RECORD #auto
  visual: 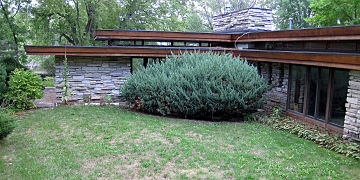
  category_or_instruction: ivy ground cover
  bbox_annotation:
[0,106,359,179]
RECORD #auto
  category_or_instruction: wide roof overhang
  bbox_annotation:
[94,25,360,42]
[24,45,360,70]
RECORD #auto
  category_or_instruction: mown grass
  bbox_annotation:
[0,106,359,179]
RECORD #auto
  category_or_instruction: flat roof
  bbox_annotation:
[94,29,232,42]
[94,25,360,42]
[232,25,360,42]
[24,45,360,70]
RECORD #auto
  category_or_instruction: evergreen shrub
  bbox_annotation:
[0,113,15,140]
[5,68,44,109]
[122,52,269,118]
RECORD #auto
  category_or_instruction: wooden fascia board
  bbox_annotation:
[94,30,232,42]
[94,26,360,43]
[24,46,235,57]
[24,45,360,70]
[231,25,360,42]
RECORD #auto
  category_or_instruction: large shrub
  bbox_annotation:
[0,113,15,140]
[0,55,25,104]
[122,52,269,118]
[4,68,44,109]
[0,64,7,101]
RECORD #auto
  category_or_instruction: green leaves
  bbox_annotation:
[0,113,15,140]
[261,108,360,160]
[4,68,44,109]
[122,52,269,119]
[306,0,360,26]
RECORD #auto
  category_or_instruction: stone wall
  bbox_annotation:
[250,61,289,111]
[213,8,275,32]
[55,56,131,104]
[344,70,360,140]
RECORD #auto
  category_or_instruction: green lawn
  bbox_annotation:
[1,106,359,179]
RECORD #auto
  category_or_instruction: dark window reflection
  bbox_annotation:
[318,68,329,120]
[289,65,306,113]
[331,69,349,126]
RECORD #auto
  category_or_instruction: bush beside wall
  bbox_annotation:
[122,52,269,119]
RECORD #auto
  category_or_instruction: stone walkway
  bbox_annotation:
[34,87,57,108]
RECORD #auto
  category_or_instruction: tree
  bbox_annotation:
[306,0,360,26]
[29,0,191,46]
[261,0,313,29]
[0,0,30,56]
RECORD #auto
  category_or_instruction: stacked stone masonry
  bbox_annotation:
[55,56,131,104]
[213,8,275,32]
[344,70,360,140]
[251,62,289,111]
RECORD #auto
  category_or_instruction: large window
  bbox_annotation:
[287,65,349,127]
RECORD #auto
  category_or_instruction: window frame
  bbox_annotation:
[286,64,347,129]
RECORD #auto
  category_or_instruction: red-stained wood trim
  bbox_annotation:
[233,50,360,67]
[24,46,360,70]
[95,30,232,42]
[234,35,360,42]
[94,26,360,43]
[232,25,360,42]
[286,111,343,134]
[24,46,235,58]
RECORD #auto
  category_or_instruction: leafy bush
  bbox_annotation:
[122,52,269,118]
[0,113,15,140]
[255,108,360,160]
[0,64,7,101]
[0,55,25,104]
[4,68,44,109]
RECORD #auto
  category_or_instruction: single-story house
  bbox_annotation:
[25,8,360,141]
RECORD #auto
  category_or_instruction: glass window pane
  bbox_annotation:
[173,42,185,46]
[289,65,306,113]
[201,42,209,47]
[317,68,329,120]
[186,42,199,46]
[135,41,143,45]
[308,67,318,117]
[330,69,349,126]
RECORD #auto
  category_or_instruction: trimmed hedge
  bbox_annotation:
[122,52,269,118]
[0,113,15,140]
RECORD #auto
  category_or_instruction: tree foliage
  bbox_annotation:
[4,68,44,109]
[122,52,269,119]
[260,0,312,29]
[306,0,360,26]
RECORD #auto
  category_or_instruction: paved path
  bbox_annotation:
[34,87,56,108]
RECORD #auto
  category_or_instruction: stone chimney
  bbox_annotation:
[212,8,275,33]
